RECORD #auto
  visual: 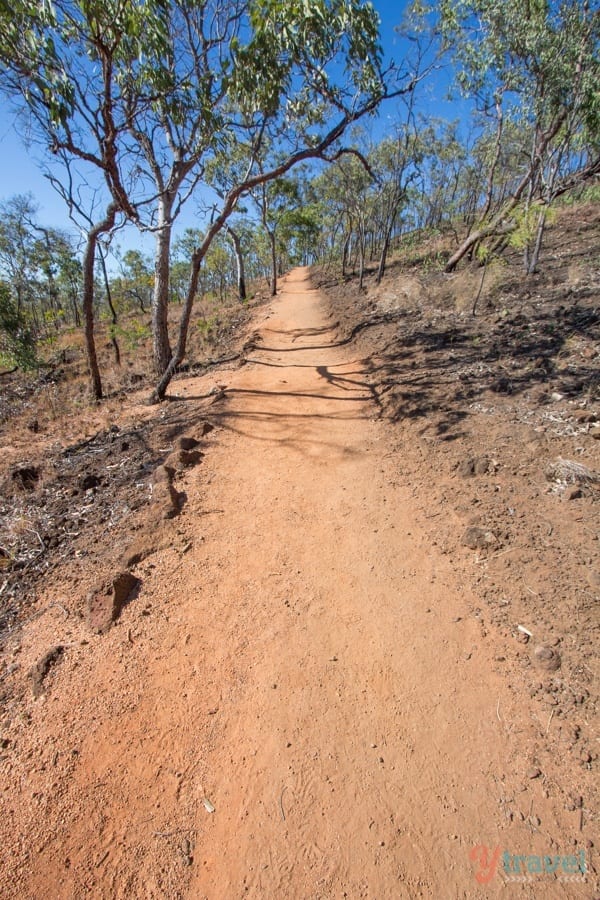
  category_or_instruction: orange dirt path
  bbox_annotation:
[9,269,568,898]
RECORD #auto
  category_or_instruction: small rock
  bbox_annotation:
[566,487,583,500]
[87,573,141,634]
[491,376,512,394]
[533,644,561,672]
[559,725,580,743]
[458,457,491,477]
[462,526,497,550]
[541,692,558,705]
[590,426,600,440]
[527,767,542,779]
[457,459,475,477]
[573,409,598,424]
[473,457,491,475]
[80,473,101,491]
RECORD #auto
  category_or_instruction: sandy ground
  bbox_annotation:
[1,269,596,898]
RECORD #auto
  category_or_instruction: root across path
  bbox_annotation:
[2,268,594,899]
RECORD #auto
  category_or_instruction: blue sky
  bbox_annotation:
[0,1,453,254]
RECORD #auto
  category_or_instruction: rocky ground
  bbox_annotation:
[314,203,600,865]
[0,204,598,898]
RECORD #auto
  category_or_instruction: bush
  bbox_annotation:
[0,282,37,370]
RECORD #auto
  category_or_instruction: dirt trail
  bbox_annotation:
[5,269,589,898]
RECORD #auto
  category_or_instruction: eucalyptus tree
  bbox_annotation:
[117,250,154,314]
[149,0,420,401]
[224,225,248,301]
[424,0,600,273]
[0,2,142,396]
[0,193,80,334]
[0,282,37,372]
[0,0,416,401]
[370,113,427,284]
[0,195,40,319]
[251,177,304,296]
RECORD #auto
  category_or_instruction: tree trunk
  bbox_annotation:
[226,226,246,301]
[151,248,204,403]
[82,203,118,400]
[152,199,173,375]
[375,232,391,285]
[341,231,351,277]
[445,111,568,273]
[269,230,277,296]
[358,230,366,290]
[70,290,81,327]
[472,260,488,316]
[99,247,121,366]
[480,94,504,224]
[445,218,516,273]
[526,209,548,276]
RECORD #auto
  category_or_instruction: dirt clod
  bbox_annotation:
[177,436,201,451]
[11,466,40,491]
[86,572,141,634]
[29,645,64,697]
[533,644,562,672]
[461,526,497,550]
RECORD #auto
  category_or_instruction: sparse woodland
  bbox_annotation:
[0,5,599,894]
[0,0,597,401]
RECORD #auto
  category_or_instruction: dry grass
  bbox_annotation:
[0,285,268,454]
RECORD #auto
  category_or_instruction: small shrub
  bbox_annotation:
[0,282,37,371]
